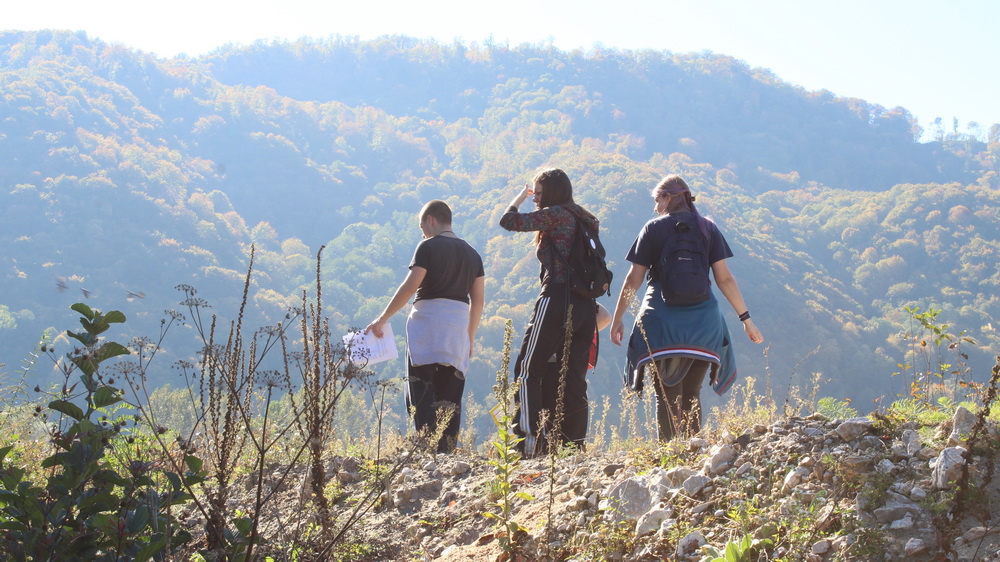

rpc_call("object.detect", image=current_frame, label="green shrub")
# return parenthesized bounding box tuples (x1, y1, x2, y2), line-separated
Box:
(0, 303, 204, 561)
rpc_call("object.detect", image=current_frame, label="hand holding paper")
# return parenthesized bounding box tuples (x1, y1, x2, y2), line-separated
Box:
(343, 324, 399, 365)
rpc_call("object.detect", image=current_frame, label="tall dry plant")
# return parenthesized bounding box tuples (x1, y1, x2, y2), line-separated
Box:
(542, 303, 575, 548)
(286, 246, 373, 536)
(935, 356, 1000, 558)
(123, 246, 395, 560)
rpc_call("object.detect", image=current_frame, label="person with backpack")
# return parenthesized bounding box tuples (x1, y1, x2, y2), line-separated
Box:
(499, 168, 605, 457)
(610, 175, 763, 442)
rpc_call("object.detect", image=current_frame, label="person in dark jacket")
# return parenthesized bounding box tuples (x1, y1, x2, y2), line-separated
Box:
(499, 168, 599, 457)
(610, 175, 763, 441)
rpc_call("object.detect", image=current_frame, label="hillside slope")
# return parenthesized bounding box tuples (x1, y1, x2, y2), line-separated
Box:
(1, 30, 998, 416)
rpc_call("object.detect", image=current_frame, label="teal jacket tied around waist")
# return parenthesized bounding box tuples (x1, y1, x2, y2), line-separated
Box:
(624, 280, 737, 396)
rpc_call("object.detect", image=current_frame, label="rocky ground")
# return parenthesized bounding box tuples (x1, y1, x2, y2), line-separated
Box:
(222, 409, 1000, 561)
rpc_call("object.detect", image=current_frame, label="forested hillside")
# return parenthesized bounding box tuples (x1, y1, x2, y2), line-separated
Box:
(1, 30, 998, 424)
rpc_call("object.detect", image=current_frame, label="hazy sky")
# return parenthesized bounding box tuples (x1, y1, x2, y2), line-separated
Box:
(6, 0, 998, 139)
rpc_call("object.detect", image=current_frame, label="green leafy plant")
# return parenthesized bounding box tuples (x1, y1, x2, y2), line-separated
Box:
(701, 534, 772, 562)
(0, 303, 204, 561)
(894, 306, 977, 404)
(816, 396, 858, 419)
(482, 319, 532, 559)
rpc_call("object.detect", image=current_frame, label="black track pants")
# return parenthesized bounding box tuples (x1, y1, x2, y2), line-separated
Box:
(511, 285, 597, 457)
(406, 360, 465, 453)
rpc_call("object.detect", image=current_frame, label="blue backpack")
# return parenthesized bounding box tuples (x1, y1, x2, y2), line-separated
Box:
(655, 213, 711, 306)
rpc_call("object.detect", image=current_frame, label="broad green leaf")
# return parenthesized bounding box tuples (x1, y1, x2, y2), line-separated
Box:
(71, 303, 95, 320)
(514, 492, 534, 501)
(185, 455, 204, 473)
(71, 355, 97, 377)
(66, 330, 93, 346)
(136, 536, 167, 562)
(92, 386, 121, 408)
(166, 471, 183, 490)
(127, 508, 152, 533)
(97, 341, 130, 362)
(49, 399, 84, 421)
(103, 310, 126, 324)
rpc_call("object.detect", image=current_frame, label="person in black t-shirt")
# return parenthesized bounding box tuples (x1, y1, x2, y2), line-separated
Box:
(365, 200, 485, 453)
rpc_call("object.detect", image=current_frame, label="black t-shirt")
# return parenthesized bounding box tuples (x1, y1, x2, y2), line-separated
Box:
(410, 235, 485, 303)
(626, 212, 734, 277)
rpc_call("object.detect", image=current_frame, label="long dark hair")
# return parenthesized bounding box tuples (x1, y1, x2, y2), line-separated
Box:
(532, 168, 596, 245)
(534, 168, 574, 208)
(653, 175, 711, 238)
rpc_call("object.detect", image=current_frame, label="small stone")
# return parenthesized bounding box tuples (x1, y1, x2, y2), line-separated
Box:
(666, 466, 698, 487)
(811, 539, 831, 554)
(422, 460, 438, 472)
(890, 513, 914, 530)
(635, 507, 673, 536)
(682, 474, 711, 496)
(675, 531, 706, 558)
(948, 406, 977, 447)
(909, 486, 927, 501)
(904, 537, 926, 555)
(603, 463, 625, 477)
(691, 501, 714, 515)
(705, 444, 738, 475)
(781, 466, 811, 495)
(448, 461, 471, 476)
(932, 446, 968, 489)
(601, 477, 654, 523)
(835, 418, 873, 441)
(963, 526, 988, 541)
(814, 503, 837, 531)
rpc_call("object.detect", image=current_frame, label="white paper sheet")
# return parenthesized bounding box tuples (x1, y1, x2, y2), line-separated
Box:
(342, 324, 399, 365)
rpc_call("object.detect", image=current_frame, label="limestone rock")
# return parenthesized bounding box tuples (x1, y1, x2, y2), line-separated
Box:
(904, 537, 926, 555)
(932, 446, 968, 489)
(704, 443, 738, 475)
(675, 530, 706, 558)
(601, 477, 653, 523)
(448, 461, 471, 476)
(834, 417, 873, 441)
(635, 507, 673, 536)
(682, 474, 712, 497)
(948, 406, 977, 447)
(781, 466, 811, 496)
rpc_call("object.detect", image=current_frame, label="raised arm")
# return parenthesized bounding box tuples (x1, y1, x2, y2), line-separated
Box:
(468, 275, 485, 357)
(610, 263, 649, 346)
(365, 266, 427, 338)
(710, 259, 763, 344)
